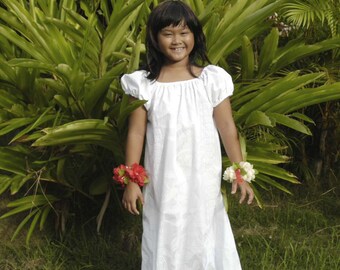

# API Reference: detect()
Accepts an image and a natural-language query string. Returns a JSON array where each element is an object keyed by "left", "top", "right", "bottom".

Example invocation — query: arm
[
  {"left": 122, "top": 99, "right": 147, "bottom": 215},
  {"left": 213, "top": 98, "right": 254, "bottom": 205}
]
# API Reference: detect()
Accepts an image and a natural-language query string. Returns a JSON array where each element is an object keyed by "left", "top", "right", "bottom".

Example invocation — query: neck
[
  {"left": 163, "top": 59, "right": 190, "bottom": 69},
  {"left": 157, "top": 63, "right": 203, "bottom": 83}
]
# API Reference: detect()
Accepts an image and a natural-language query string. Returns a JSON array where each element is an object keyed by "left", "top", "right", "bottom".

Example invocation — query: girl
[{"left": 119, "top": 1, "right": 254, "bottom": 269}]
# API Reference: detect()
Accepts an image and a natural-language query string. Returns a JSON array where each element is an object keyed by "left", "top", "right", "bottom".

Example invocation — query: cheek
[
  {"left": 186, "top": 34, "right": 195, "bottom": 46},
  {"left": 157, "top": 41, "right": 167, "bottom": 53},
  {"left": 186, "top": 36, "right": 195, "bottom": 50}
]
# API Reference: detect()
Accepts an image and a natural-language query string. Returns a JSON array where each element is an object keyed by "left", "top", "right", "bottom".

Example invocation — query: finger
[
  {"left": 239, "top": 186, "right": 246, "bottom": 204},
  {"left": 247, "top": 188, "right": 254, "bottom": 205},
  {"left": 130, "top": 200, "right": 140, "bottom": 215},
  {"left": 231, "top": 181, "right": 238, "bottom": 194},
  {"left": 126, "top": 203, "right": 132, "bottom": 214},
  {"left": 122, "top": 200, "right": 126, "bottom": 209}
]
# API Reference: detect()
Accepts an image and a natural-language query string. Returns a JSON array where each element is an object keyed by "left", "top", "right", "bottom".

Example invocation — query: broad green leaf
[
  {"left": 11, "top": 209, "right": 39, "bottom": 241},
  {"left": 0, "top": 118, "right": 35, "bottom": 137},
  {"left": 272, "top": 37, "right": 340, "bottom": 72},
  {"left": 247, "top": 141, "right": 288, "bottom": 152},
  {"left": 256, "top": 174, "right": 292, "bottom": 194},
  {"left": 247, "top": 151, "right": 290, "bottom": 164},
  {"left": 0, "top": 59, "right": 17, "bottom": 83},
  {"left": 267, "top": 83, "right": 340, "bottom": 113},
  {"left": 209, "top": 0, "right": 284, "bottom": 62},
  {"left": 290, "top": 112, "right": 315, "bottom": 124},
  {"left": 0, "top": 15, "right": 45, "bottom": 62},
  {"left": 39, "top": 205, "right": 52, "bottom": 230},
  {"left": 245, "top": 111, "right": 273, "bottom": 128},
  {"left": 0, "top": 89, "right": 22, "bottom": 108},
  {"left": 267, "top": 113, "right": 312, "bottom": 135},
  {"left": 207, "top": 0, "right": 248, "bottom": 47},
  {"left": 63, "top": 8, "right": 101, "bottom": 49},
  {"left": 56, "top": 158, "right": 66, "bottom": 183},
  {"left": 250, "top": 184, "right": 263, "bottom": 208},
  {"left": 6, "top": 194, "right": 58, "bottom": 208},
  {"left": 26, "top": 209, "right": 42, "bottom": 245},
  {"left": 84, "top": 61, "right": 127, "bottom": 117},
  {"left": 258, "top": 28, "right": 279, "bottom": 77},
  {"left": 10, "top": 107, "right": 55, "bottom": 143},
  {"left": 236, "top": 72, "right": 324, "bottom": 121},
  {"left": 0, "top": 175, "right": 12, "bottom": 196},
  {"left": 255, "top": 163, "right": 300, "bottom": 183},
  {"left": 7, "top": 0, "right": 73, "bottom": 64},
  {"left": 10, "top": 174, "right": 33, "bottom": 195},
  {"left": 0, "top": 147, "right": 27, "bottom": 175},
  {"left": 8, "top": 58, "right": 55, "bottom": 71},
  {"left": 241, "top": 35, "right": 254, "bottom": 80},
  {"left": 127, "top": 34, "right": 142, "bottom": 73},
  {"left": 102, "top": 0, "right": 144, "bottom": 68},
  {"left": 32, "top": 119, "right": 119, "bottom": 151}
]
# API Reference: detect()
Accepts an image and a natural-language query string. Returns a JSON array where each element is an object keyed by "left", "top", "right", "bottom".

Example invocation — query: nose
[{"left": 171, "top": 34, "right": 181, "bottom": 44}]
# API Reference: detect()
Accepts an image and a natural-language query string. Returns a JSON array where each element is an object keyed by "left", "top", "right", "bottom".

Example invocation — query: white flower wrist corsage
[{"left": 223, "top": 161, "right": 256, "bottom": 184}]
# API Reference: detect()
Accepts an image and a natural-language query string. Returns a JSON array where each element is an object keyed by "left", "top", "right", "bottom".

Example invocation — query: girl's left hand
[{"left": 231, "top": 181, "right": 254, "bottom": 205}]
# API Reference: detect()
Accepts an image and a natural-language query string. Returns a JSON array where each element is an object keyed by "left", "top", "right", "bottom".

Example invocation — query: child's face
[{"left": 157, "top": 23, "right": 194, "bottom": 65}]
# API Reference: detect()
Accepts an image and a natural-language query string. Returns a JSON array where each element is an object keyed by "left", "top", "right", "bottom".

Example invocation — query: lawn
[{"left": 0, "top": 185, "right": 339, "bottom": 270}]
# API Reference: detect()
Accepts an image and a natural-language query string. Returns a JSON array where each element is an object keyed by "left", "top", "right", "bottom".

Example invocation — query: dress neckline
[{"left": 154, "top": 65, "right": 210, "bottom": 85}]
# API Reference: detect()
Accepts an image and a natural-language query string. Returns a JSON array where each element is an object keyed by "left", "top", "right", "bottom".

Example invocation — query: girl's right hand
[
  {"left": 122, "top": 182, "right": 144, "bottom": 215},
  {"left": 231, "top": 181, "right": 254, "bottom": 205}
]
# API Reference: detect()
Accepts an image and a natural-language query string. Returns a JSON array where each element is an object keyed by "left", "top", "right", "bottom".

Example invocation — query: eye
[
  {"left": 181, "top": 31, "right": 190, "bottom": 35},
  {"left": 162, "top": 32, "right": 172, "bottom": 37}
]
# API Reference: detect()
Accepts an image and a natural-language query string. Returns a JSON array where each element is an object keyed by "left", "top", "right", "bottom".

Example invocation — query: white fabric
[{"left": 121, "top": 65, "right": 242, "bottom": 270}]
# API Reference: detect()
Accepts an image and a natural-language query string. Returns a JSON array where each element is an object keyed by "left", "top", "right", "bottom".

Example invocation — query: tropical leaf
[
  {"left": 258, "top": 27, "right": 279, "bottom": 77},
  {"left": 266, "top": 112, "right": 312, "bottom": 135},
  {"left": 208, "top": 0, "right": 285, "bottom": 63},
  {"left": 0, "top": 175, "right": 12, "bottom": 196},
  {"left": 1, "top": 194, "right": 59, "bottom": 243},
  {"left": 0, "top": 147, "right": 27, "bottom": 175},
  {"left": 241, "top": 35, "right": 255, "bottom": 80},
  {"left": 236, "top": 72, "right": 325, "bottom": 123},
  {"left": 245, "top": 111, "right": 274, "bottom": 128},
  {"left": 282, "top": 0, "right": 329, "bottom": 29},
  {"left": 32, "top": 119, "right": 120, "bottom": 151}
]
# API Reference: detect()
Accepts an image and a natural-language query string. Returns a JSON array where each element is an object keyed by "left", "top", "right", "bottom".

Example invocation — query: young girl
[{"left": 119, "top": 1, "right": 254, "bottom": 269}]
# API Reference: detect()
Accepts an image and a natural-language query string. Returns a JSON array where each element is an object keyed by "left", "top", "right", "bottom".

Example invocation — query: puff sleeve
[
  {"left": 120, "top": 70, "right": 150, "bottom": 110},
  {"left": 202, "top": 65, "right": 234, "bottom": 107}
]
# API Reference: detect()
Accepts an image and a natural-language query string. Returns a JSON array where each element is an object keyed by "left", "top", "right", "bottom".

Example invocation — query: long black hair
[{"left": 145, "top": 0, "right": 210, "bottom": 80}]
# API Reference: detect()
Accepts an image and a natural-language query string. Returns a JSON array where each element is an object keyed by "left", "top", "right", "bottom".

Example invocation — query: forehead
[{"left": 161, "top": 23, "right": 189, "bottom": 31}]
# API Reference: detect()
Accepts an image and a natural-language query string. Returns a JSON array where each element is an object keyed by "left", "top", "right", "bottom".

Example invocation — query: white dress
[{"left": 121, "top": 65, "right": 242, "bottom": 270}]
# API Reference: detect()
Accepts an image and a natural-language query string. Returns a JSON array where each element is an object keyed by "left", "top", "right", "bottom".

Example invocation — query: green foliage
[
  {"left": 282, "top": 0, "right": 339, "bottom": 35},
  {"left": 0, "top": 0, "right": 147, "bottom": 241},
  {"left": 0, "top": 0, "right": 339, "bottom": 242}
]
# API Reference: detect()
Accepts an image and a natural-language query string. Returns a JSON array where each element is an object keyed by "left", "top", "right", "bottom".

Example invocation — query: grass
[
  {"left": 231, "top": 189, "right": 340, "bottom": 270},
  {"left": 0, "top": 186, "right": 339, "bottom": 270}
]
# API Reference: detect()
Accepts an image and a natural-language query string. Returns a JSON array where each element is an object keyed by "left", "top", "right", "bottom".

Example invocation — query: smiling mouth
[{"left": 171, "top": 47, "right": 185, "bottom": 52}]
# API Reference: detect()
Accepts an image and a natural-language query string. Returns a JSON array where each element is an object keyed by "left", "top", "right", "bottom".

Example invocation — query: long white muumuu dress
[{"left": 121, "top": 65, "right": 242, "bottom": 270}]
